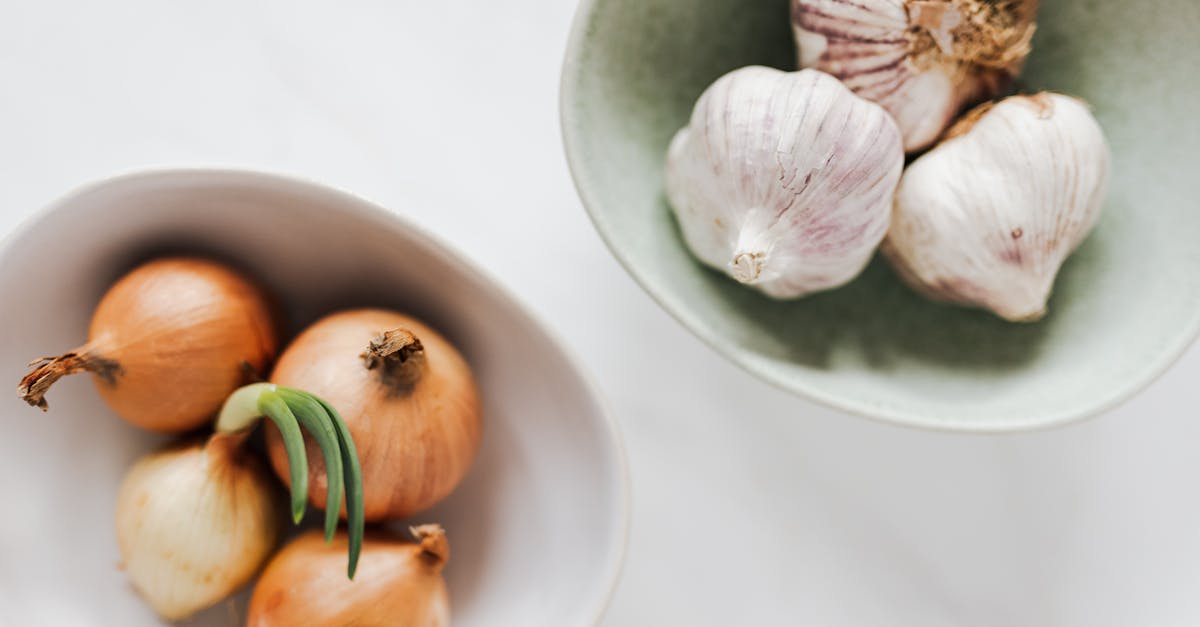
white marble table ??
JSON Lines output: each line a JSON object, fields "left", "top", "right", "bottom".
{"left": 2, "top": 1, "right": 1198, "bottom": 625}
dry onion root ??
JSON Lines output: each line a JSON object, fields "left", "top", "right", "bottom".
{"left": 17, "top": 257, "right": 278, "bottom": 432}
{"left": 266, "top": 309, "right": 482, "bottom": 521}
{"left": 248, "top": 525, "right": 451, "bottom": 627}
{"left": 114, "top": 383, "right": 365, "bottom": 621}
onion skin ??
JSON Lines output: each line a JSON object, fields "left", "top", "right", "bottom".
{"left": 115, "top": 434, "right": 284, "bottom": 621}
{"left": 18, "top": 257, "right": 278, "bottom": 432}
{"left": 266, "top": 309, "right": 481, "bottom": 521}
{"left": 247, "top": 526, "right": 450, "bottom": 627}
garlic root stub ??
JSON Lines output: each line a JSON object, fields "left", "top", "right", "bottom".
{"left": 267, "top": 309, "right": 482, "bottom": 521}
{"left": 792, "top": 0, "right": 1040, "bottom": 153}
{"left": 18, "top": 257, "right": 278, "bottom": 432}
{"left": 115, "top": 434, "right": 284, "bottom": 621}
{"left": 666, "top": 66, "right": 904, "bottom": 299}
{"left": 883, "top": 93, "right": 1111, "bottom": 322}
{"left": 248, "top": 526, "right": 450, "bottom": 627}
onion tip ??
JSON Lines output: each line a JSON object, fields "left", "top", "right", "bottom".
{"left": 360, "top": 328, "right": 427, "bottom": 391}
{"left": 411, "top": 524, "right": 450, "bottom": 571}
{"left": 18, "top": 351, "right": 120, "bottom": 411}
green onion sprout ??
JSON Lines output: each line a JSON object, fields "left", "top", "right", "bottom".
{"left": 217, "top": 382, "right": 365, "bottom": 579}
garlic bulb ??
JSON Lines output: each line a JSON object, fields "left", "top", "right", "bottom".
{"left": 666, "top": 66, "right": 904, "bottom": 299}
{"left": 115, "top": 434, "right": 284, "bottom": 621}
{"left": 883, "top": 93, "right": 1110, "bottom": 322}
{"left": 791, "top": 0, "right": 1039, "bottom": 152}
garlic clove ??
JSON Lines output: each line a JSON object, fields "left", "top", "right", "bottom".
{"left": 665, "top": 66, "right": 904, "bottom": 299}
{"left": 791, "top": 0, "right": 1039, "bottom": 153}
{"left": 115, "top": 435, "right": 284, "bottom": 621}
{"left": 882, "top": 93, "right": 1111, "bottom": 322}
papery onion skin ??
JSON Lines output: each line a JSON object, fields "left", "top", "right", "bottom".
{"left": 115, "top": 434, "right": 284, "bottom": 621}
{"left": 19, "top": 257, "right": 278, "bottom": 432}
{"left": 266, "top": 309, "right": 481, "bottom": 521}
{"left": 247, "top": 526, "right": 450, "bottom": 627}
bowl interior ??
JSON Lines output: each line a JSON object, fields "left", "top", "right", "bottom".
{"left": 562, "top": 0, "right": 1200, "bottom": 430}
{"left": 0, "top": 171, "right": 626, "bottom": 625}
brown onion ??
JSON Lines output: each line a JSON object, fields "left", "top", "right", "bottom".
{"left": 18, "top": 257, "right": 278, "bottom": 432}
{"left": 266, "top": 308, "right": 481, "bottom": 521}
{"left": 247, "top": 525, "right": 450, "bottom": 627}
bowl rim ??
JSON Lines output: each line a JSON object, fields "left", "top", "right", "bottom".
{"left": 558, "top": 0, "right": 1200, "bottom": 434}
{"left": 0, "top": 166, "right": 632, "bottom": 625}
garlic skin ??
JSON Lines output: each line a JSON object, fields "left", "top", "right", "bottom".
{"left": 666, "top": 66, "right": 904, "bottom": 299}
{"left": 115, "top": 435, "right": 284, "bottom": 621}
{"left": 883, "top": 93, "right": 1110, "bottom": 322}
{"left": 792, "top": 0, "right": 1039, "bottom": 153}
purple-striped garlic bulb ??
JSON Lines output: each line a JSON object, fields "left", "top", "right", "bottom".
{"left": 883, "top": 93, "right": 1110, "bottom": 322}
{"left": 791, "top": 0, "right": 1040, "bottom": 153}
{"left": 665, "top": 67, "right": 904, "bottom": 299}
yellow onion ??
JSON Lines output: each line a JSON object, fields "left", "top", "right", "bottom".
{"left": 18, "top": 257, "right": 278, "bottom": 432}
{"left": 114, "top": 434, "right": 283, "bottom": 621}
{"left": 266, "top": 309, "right": 482, "bottom": 521}
{"left": 115, "top": 382, "right": 369, "bottom": 621}
{"left": 248, "top": 525, "right": 451, "bottom": 627}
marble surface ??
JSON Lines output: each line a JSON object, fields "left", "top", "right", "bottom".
{"left": 2, "top": 1, "right": 1199, "bottom": 625}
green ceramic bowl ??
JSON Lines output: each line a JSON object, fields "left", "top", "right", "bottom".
{"left": 561, "top": 0, "right": 1200, "bottom": 431}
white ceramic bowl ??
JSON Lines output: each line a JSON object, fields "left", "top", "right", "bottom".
{"left": 0, "top": 170, "right": 629, "bottom": 626}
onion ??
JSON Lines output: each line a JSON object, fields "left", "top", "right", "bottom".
{"left": 115, "top": 383, "right": 367, "bottom": 621}
{"left": 247, "top": 525, "right": 451, "bottom": 627}
{"left": 18, "top": 257, "right": 278, "bottom": 432}
{"left": 266, "top": 309, "right": 481, "bottom": 521}
{"left": 115, "top": 434, "right": 283, "bottom": 621}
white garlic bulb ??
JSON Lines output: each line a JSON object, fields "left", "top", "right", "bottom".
{"left": 883, "top": 93, "right": 1110, "bottom": 322}
{"left": 666, "top": 66, "right": 904, "bottom": 299}
{"left": 115, "top": 435, "right": 283, "bottom": 621}
{"left": 791, "top": 0, "right": 1039, "bottom": 153}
